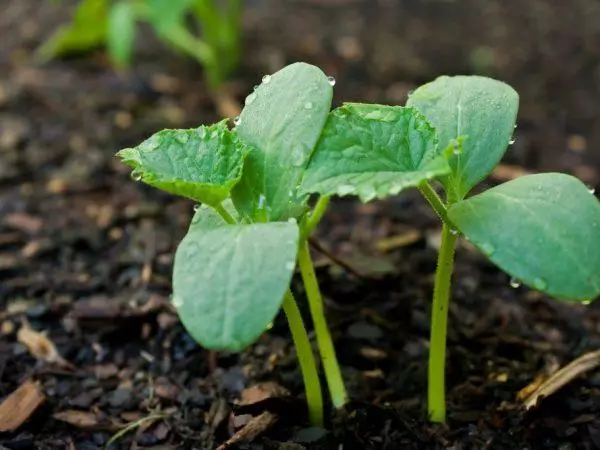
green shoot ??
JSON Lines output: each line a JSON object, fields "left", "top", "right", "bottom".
{"left": 39, "top": 0, "right": 242, "bottom": 90}
{"left": 301, "top": 75, "right": 600, "bottom": 422}
{"left": 117, "top": 63, "right": 347, "bottom": 426}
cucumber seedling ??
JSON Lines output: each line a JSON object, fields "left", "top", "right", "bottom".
{"left": 300, "top": 75, "right": 600, "bottom": 422}
{"left": 118, "top": 63, "right": 348, "bottom": 426}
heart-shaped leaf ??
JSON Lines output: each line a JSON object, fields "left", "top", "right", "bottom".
{"left": 173, "top": 219, "right": 300, "bottom": 351}
{"left": 407, "top": 75, "right": 518, "bottom": 201}
{"left": 300, "top": 104, "right": 448, "bottom": 202}
{"left": 231, "top": 62, "right": 333, "bottom": 221}
{"left": 117, "top": 120, "right": 248, "bottom": 207}
{"left": 448, "top": 173, "right": 600, "bottom": 301}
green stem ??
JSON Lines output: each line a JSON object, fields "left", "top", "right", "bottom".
{"left": 213, "top": 202, "right": 323, "bottom": 424}
{"left": 418, "top": 181, "right": 450, "bottom": 224}
{"left": 297, "top": 240, "right": 348, "bottom": 408}
{"left": 302, "top": 196, "right": 330, "bottom": 239}
{"left": 428, "top": 223, "right": 458, "bottom": 422}
{"left": 282, "top": 291, "right": 324, "bottom": 426}
{"left": 214, "top": 202, "right": 236, "bottom": 224}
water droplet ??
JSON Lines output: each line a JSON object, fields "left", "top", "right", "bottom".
{"left": 193, "top": 204, "right": 201, "bottom": 212}
{"left": 172, "top": 296, "right": 183, "bottom": 308}
{"left": 509, "top": 277, "right": 522, "bottom": 288}
{"left": 587, "top": 185, "right": 596, "bottom": 194}
{"left": 131, "top": 171, "right": 142, "bottom": 182}
{"left": 287, "top": 217, "right": 297, "bottom": 224}
{"left": 337, "top": 184, "right": 355, "bottom": 196}
{"left": 514, "top": 123, "right": 518, "bottom": 129}
{"left": 265, "top": 321, "right": 274, "bottom": 330}
{"left": 245, "top": 92, "right": 257, "bottom": 106}
{"left": 262, "top": 74, "right": 271, "bottom": 84}
{"left": 481, "top": 242, "right": 495, "bottom": 255}
{"left": 258, "top": 194, "right": 266, "bottom": 210}
{"left": 233, "top": 116, "right": 241, "bottom": 126}
{"left": 285, "top": 261, "right": 295, "bottom": 271}
{"left": 452, "top": 143, "right": 461, "bottom": 155}
{"left": 304, "top": 101, "right": 313, "bottom": 110}
{"left": 176, "top": 133, "right": 189, "bottom": 144}
{"left": 508, "top": 137, "right": 516, "bottom": 145}
{"left": 583, "top": 299, "right": 592, "bottom": 305}
{"left": 449, "top": 228, "right": 459, "bottom": 236}
{"left": 533, "top": 277, "right": 547, "bottom": 291}
{"left": 253, "top": 85, "right": 259, "bottom": 91}
{"left": 327, "top": 76, "right": 336, "bottom": 86}
{"left": 291, "top": 146, "right": 307, "bottom": 167}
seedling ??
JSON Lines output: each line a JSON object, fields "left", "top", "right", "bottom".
{"left": 118, "top": 63, "right": 349, "bottom": 426}
{"left": 40, "top": 0, "right": 242, "bottom": 89}
{"left": 301, "top": 75, "right": 600, "bottom": 422}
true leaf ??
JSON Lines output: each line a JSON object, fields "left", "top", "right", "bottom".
{"left": 145, "top": 0, "right": 195, "bottom": 33}
{"left": 448, "top": 173, "right": 600, "bottom": 301}
{"left": 172, "top": 220, "right": 300, "bottom": 351}
{"left": 407, "top": 75, "right": 519, "bottom": 201}
{"left": 107, "top": 1, "right": 137, "bottom": 68}
{"left": 300, "top": 104, "right": 448, "bottom": 202}
{"left": 231, "top": 62, "right": 333, "bottom": 221}
{"left": 117, "top": 120, "right": 248, "bottom": 207}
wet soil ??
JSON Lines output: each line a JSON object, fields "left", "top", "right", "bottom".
{"left": 1, "top": 0, "right": 600, "bottom": 448}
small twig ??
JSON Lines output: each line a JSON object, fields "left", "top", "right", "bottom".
{"left": 523, "top": 349, "right": 600, "bottom": 410}
{"left": 308, "top": 237, "right": 369, "bottom": 279}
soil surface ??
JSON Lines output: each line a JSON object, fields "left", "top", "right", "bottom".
{"left": 1, "top": 1, "right": 600, "bottom": 449}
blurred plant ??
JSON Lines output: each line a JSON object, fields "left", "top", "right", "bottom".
{"left": 301, "top": 75, "right": 600, "bottom": 423}
{"left": 39, "top": 0, "right": 242, "bottom": 89}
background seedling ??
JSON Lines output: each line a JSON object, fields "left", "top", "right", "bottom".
{"left": 301, "top": 75, "right": 600, "bottom": 422}
{"left": 40, "top": 0, "right": 242, "bottom": 90}
{"left": 118, "top": 63, "right": 349, "bottom": 426}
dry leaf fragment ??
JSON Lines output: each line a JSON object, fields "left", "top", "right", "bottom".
{"left": 0, "top": 380, "right": 45, "bottom": 432}
{"left": 375, "top": 229, "right": 422, "bottom": 252}
{"left": 522, "top": 350, "right": 600, "bottom": 410}
{"left": 17, "top": 321, "right": 71, "bottom": 368}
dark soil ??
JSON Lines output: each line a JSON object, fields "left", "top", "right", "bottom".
{"left": 1, "top": 1, "right": 600, "bottom": 448}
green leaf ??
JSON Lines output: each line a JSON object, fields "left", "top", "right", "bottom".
{"left": 37, "top": 0, "right": 109, "bottom": 60}
{"left": 448, "top": 173, "right": 600, "bottom": 301}
{"left": 407, "top": 75, "right": 519, "bottom": 201}
{"left": 300, "top": 104, "right": 449, "bottom": 202}
{"left": 173, "top": 220, "right": 300, "bottom": 351}
{"left": 231, "top": 62, "right": 333, "bottom": 221}
{"left": 117, "top": 120, "right": 248, "bottom": 207}
{"left": 188, "top": 200, "right": 239, "bottom": 231}
{"left": 145, "top": 0, "right": 195, "bottom": 33}
{"left": 107, "top": 1, "right": 137, "bottom": 68}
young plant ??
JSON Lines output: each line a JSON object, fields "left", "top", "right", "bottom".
{"left": 117, "top": 63, "right": 349, "bottom": 426}
{"left": 300, "top": 75, "right": 600, "bottom": 423}
{"left": 40, "top": 0, "right": 242, "bottom": 89}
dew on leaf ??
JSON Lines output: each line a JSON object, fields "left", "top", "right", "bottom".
{"left": 193, "top": 204, "right": 201, "bottom": 212}
{"left": 587, "top": 185, "right": 596, "bottom": 194}
{"left": 253, "top": 85, "right": 259, "bottom": 91}
{"left": 233, "top": 116, "right": 242, "bottom": 126}
{"left": 327, "top": 76, "right": 336, "bottom": 86}
{"left": 287, "top": 217, "right": 297, "bottom": 224}
{"left": 533, "top": 277, "right": 547, "bottom": 291}
{"left": 262, "top": 74, "right": 272, "bottom": 84}
{"left": 481, "top": 242, "right": 495, "bottom": 255}
{"left": 583, "top": 299, "right": 592, "bottom": 305}
{"left": 245, "top": 93, "right": 257, "bottom": 106}
{"left": 508, "top": 137, "right": 516, "bottom": 145}
{"left": 258, "top": 194, "right": 266, "bottom": 210}
{"left": 131, "top": 171, "right": 142, "bottom": 182}
{"left": 449, "top": 228, "right": 459, "bottom": 236}
{"left": 509, "top": 277, "right": 521, "bottom": 288}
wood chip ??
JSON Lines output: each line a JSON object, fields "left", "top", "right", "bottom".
{"left": 375, "top": 229, "right": 422, "bottom": 252}
{"left": 17, "top": 321, "right": 72, "bottom": 368}
{"left": 3, "top": 212, "right": 43, "bottom": 234}
{"left": 53, "top": 410, "right": 103, "bottom": 429}
{"left": 0, "top": 380, "right": 45, "bottom": 432}
{"left": 522, "top": 350, "right": 600, "bottom": 410}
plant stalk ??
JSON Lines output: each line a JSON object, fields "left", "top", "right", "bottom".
{"left": 214, "top": 202, "right": 236, "bottom": 224}
{"left": 297, "top": 240, "right": 348, "bottom": 408}
{"left": 282, "top": 291, "right": 324, "bottom": 426}
{"left": 303, "top": 195, "right": 330, "bottom": 239}
{"left": 418, "top": 181, "right": 450, "bottom": 224}
{"left": 428, "top": 223, "right": 458, "bottom": 422}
